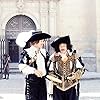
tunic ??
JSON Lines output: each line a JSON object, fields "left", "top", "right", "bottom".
{"left": 18, "top": 46, "right": 49, "bottom": 100}
{"left": 48, "top": 50, "right": 84, "bottom": 100}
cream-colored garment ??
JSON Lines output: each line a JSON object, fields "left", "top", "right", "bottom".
{"left": 18, "top": 46, "right": 46, "bottom": 76}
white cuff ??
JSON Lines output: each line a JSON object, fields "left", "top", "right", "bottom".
{"left": 76, "top": 59, "right": 83, "bottom": 68}
{"left": 18, "top": 64, "right": 36, "bottom": 75}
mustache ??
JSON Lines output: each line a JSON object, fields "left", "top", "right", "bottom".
{"left": 60, "top": 49, "right": 65, "bottom": 51}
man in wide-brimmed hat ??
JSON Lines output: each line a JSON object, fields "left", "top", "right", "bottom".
{"left": 16, "top": 30, "right": 51, "bottom": 100}
{"left": 48, "top": 35, "right": 85, "bottom": 100}
{"left": 51, "top": 35, "right": 72, "bottom": 53}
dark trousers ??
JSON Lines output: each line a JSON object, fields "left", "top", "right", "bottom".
{"left": 25, "top": 74, "right": 47, "bottom": 100}
{"left": 53, "top": 85, "right": 79, "bottom": 100}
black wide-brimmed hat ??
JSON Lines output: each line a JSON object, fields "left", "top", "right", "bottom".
{"left": 16, "top": 30, "right": 51, "bottom": 48}
{"left": 51, "top": 35, "right": 72, "bottom": 52}
{"left": 28, "top": 31, "right": 51, "bottom": 42}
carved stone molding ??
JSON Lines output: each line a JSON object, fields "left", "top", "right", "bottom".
{"left": 49, "top": 1, "right": 57, "bottom": 13}
{"left": 16, "top": 0, "right": 24, "bottom": 12}
{"left": 39, "top": 1, "right": 48, "bottom": 13}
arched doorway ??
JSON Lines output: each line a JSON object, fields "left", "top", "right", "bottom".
{"left": 5, "top": 15, "right": 37, "bottom": 63}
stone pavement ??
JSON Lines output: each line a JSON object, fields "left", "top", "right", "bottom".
{"left": 80, "top": 71, "right": 100, "bottom": 100}
{"left": 79, "top": 79, "right": 100, "bottom": 100}
{"left": 0, "top": 72, "right": 100, "bottom": 100}
{"left": 0, "top": 73, "right": 25, "bottom": 100}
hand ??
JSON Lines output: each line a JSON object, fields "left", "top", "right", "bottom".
{"left": 74, "top": 69, "right": 83, "bottom": 79}
{"left": 54, "top": 52, "right": 60, "bottom": 56}
{"left": 34, "top": 70, "right": 43, "bottom": 78}
{"left": 67, "top": 70, "right": 82, "bottom": 80}
{"left": 50, "top": 52, "right": 60, "bottom": 61}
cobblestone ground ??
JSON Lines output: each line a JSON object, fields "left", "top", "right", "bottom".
{"left": 0, "top": 74, "right": 100, "bottom": 100}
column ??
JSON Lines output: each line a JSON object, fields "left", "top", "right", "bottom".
{"left": 49, "top": 0, "right": 57, "bottom": 36}
{"left": 39, "top": 0, "right": 49, "bottom": 32}
{"left": 96, "top": 0, "right": 100, "bottom": 72}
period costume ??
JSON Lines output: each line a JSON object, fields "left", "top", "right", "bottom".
{"left": 47, "top": 36, "right": 85, "bottom": 100}
{"left": 3, "top": 54, "right": 11, "bottom": 79}
{"left": 16, "top": 30, "right": 51, "bottom": 100}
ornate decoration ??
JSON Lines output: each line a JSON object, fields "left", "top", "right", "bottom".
{"left": 5, "top": 15, "right": 36, "bottom": 39}
{"left": 16, "top": 0, "right": 24, "bottom": 12}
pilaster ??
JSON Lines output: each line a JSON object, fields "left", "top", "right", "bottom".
{"left": 49, "top": 0, "right": 57, "bottom": 36}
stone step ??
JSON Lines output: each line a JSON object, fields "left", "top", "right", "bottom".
{"left": 0, "top": 63, "right": 20, "bottom": 73}
{"left": 9, "top": 68, "right": 21, "bottom": 73}
{"left": 9, "top": 63, "right": 19, "bottom": 68}
{"left": 0, "top": 68, "right": 21, "bottom": 74}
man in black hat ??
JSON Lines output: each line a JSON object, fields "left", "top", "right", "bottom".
{"left": 16, "top": 30, "right": 51, "bottom": 100}
{"left": 48, "top": 35, "right": 85, "bottom": 100}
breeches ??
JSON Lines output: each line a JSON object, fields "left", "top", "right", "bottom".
{"left": 25, "top": 74, "right": 47, "bottom": 100}
{"left": 53, "top": 85, "right": 79, "bottom": 100}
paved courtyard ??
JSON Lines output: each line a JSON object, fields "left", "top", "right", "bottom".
{"left": 0, "top": 73, "right": 100, "bottom": 100}
{"left": 79, "top": 79, "right": 100, "bottom": 100}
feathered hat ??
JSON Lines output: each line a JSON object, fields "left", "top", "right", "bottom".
{"left": 16, "top": 30, "right": 51, "bottom": 48}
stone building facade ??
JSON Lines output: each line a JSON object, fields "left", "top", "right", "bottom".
{"left": 0, "top": 0, "right": 100, "bottom": 72}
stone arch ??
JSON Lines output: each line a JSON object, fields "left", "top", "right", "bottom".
{"left": 4, "top": 14, "right": 39, "bottom": 63}
{"left": 2, "top": 13, "right": 40, "bottom": 30}
{"left": 5, "top": 15, "right": 36, "bottom": 39}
